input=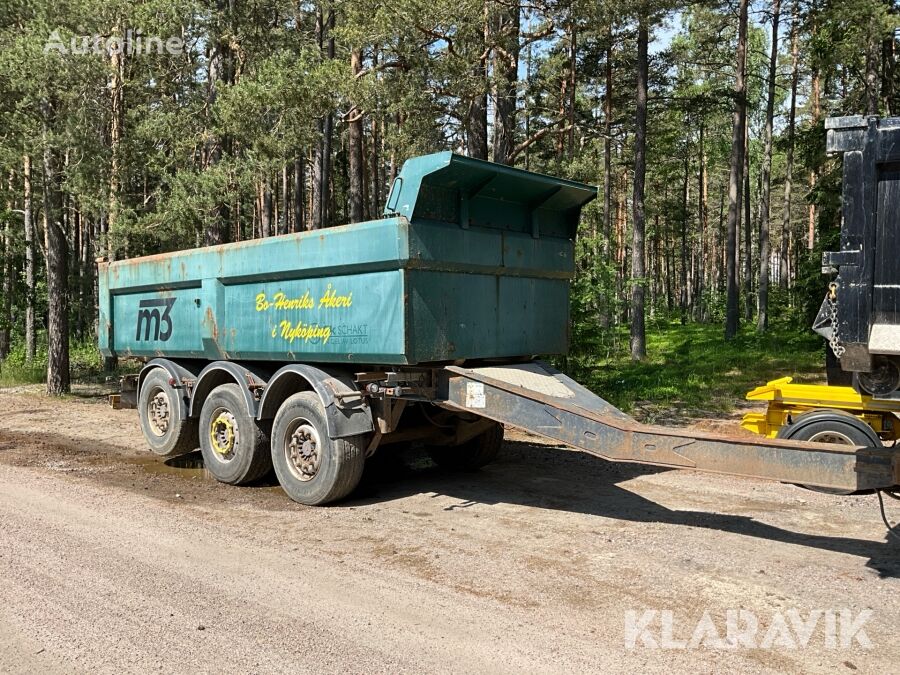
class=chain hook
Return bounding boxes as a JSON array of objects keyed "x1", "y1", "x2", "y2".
[{"x1": 826, "y1": 284, "x2": 845, "y2": 359}]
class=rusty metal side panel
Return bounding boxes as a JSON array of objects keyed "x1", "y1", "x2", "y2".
[
  {"x1": 406, "y1": 271, "x2": 570, "y2": 362},
  {"x1": 100, "y1": 218, "x2": 411, "y2": 363}
]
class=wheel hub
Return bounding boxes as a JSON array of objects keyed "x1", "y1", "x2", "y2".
[
  {"x1": 209, "y1": 411, "x2": 237, "y2": 459},
  {"x1": 147, "y1": 390, "x2": 170, "y2": 436},
  {"x1": 807, "y1": 430, "x2": 854, "y2": 445},
  {"x1": 287, "y1": 424, "x2": 320, "y2": 481}
]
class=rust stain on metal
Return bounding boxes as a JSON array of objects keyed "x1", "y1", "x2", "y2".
[{"x1": 203, "y1": 306, "x2": 219, "y2": 342}]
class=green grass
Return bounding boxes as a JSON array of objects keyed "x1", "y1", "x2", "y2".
[
  {"x1": 0, "y1": 357, "x2": 46, "y2": 386},
  {"x1": 561, "y1": 319, "x2": 825, "y2": 420},
  {"x1": 0, "y1": 339, "x2": 138, "y2": 387}
]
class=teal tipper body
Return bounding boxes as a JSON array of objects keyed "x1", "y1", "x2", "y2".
[{"x1": 98, "y1": 153, "x2": 597, "y2": 365}]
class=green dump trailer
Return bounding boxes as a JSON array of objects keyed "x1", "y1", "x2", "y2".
[{"x1": 100, "y1": 150, "x2": 900, "y2": 506}]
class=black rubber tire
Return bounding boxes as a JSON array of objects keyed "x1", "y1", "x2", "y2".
[
  {"x1": 429, "y1": 423, "x2": 504, "y2": 471},
  {"x1": 271, "y1": 392, "x2": 366, "y2": 505},
  {"x1": 198, "y1": 383, "x2": 271, "y2": 485},
  {"x1": 777, "y1": 409, "x2": 882, "y2": 495},
  {"x1": 138, "y1": 368, "x2": 197, "y2": 457},
  {"x1": 777, "y1": 409, "x2": 882, "y2": 447}
]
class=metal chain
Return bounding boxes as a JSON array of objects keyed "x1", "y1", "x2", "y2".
[{"x1": 827, "y1": 282, "x2": 846, "y2": 359}]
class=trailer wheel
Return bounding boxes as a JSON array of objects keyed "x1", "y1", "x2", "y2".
[
  {"x1": 777, "y1": 409, "x2": 882, "y2": 494},
  {"x1": 271, "y1": 392, "x2": 366, "y2": 505},
  {"x1": 198, "y1": 384, "x2": 271, "y2": 485},
  {"x1": 138, "y1": 368, "x2": 197, "y2": 457},
  {"x1": 430, "y1": 422, "x2": 504, "y2": 471}
]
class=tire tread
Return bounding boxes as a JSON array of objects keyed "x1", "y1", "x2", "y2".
[
  {"x1": 199, "y1": 383, "x2": 272, "y2": 485},
  {"x1": 271, "y1": 391, "x2": 366, "y2": 505},
  {"x1": 139, "y1": 368, "x2": 197, "y2": 457}
]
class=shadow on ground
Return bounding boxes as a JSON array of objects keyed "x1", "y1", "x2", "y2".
[
  {"x1": 1, "y1": 425, "x2": 896, "y2": 578},
  {"x1": 350, "y1": 439, "x2": 900, "y2": 579}
]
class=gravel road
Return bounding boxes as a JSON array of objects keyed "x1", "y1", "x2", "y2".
[{"x1": 0, "y1": 386, "x2": 897, "y2": 673}]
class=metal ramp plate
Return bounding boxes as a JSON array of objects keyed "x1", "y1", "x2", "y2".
[{"x1": 464, "y1": 363, "x2": 575, "y2": 399}]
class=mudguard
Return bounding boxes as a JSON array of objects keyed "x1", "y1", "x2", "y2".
[
  {"x1": 188, "y1": 361, "x2": 271, "y2": 418},
  {"x1": 257, "y1": 364, "x2": 373, "y2": 439}
]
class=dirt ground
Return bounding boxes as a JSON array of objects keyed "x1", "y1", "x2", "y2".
[{"x1": 0, "y1": 384, "x2": 897, "y2": 674}]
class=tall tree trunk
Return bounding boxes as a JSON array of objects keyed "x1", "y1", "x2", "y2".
[
  {"x1": 24, "y1": 155, "x2": 36, "y2": 362},
  {"x1": 665, "y1": 204, "x2": 674, "y2": 312},
  {"x1": 757, "y1": 0, "x2": 781, "y2": 331},
  {"x1": 651, "y1": 211, "x2": 660, "y2": 316},
  {"x1": 261, "y1": 176, "x2": 273, "y2": 237},
  {"x1": 717, "y1": 181, "x2": 726, "y2": 294},
  {"x1": 312, "y1": 7, "x2": 336, "y2": 228},
  {"x1": 630, "y1": 19, "x2": 648, "y2": 361},
  {"x1": 108, "y1": 21, "x2": 125, "y2": 257},
  {"x1": 42, "y1": 114, "x2": 70, "y2": 395},
  {"x1": 370, "y1": 109, "x2": 381, "y2": 215},
  {"x1": 205, "y1": 0, "x2": 233, "y2": 245},
  {"x1": 603, "y1": 30, "x2": 613, "y2": 253},
  {"x1": 743, "y1": 121, "x2": 752, "y2": 322},
  {"x1": 866, "y1": 31, "x2": 880, "y2": 115},
  {"x1": 725, "y1": 0, "x2": 749, "y2": 340},
  {"x1": 567, "y1": 27, "x2": 577, "y2": 158},
  {"x1": 71, "y1": 203, "x2": 82, "y2": 339},
  {"x1": 781, "y1": 2, "x2": 800, "y2": 288},
  {"x1": 348, "y1": 49, "x2": 366, "y2": 222},
  {"x1": 697, "y1": 123, "x2": 708, "y2": 322},
  {"x1": 491, "y1": 2, "x2": 519, "y2": 165},
  {"x1": 80, "y1": 212, "x2": 92, "y2": 339},
  {"x1": 468, "y1": 93, "x2": 489, "y2": 160},
  {"x1": 467, "y1": 3, "x2": 489, "y2": 160},
  {"x1": 807, "y1": 3, "x2": 820, "y2": 251},
  {"x1": 597, "y1": 32, "x2": 614, "y2": 329},
  {"x1": 293, "y1": 157, "x2": 305, "y2": 232},
  {"x1": 680, "y1": 154, "x2": 689, "y2": 325},
  {"x1": 882, "y1": 33, "x2": 895, "y2": 115},
  {"x1": 555, "y1": 24, "x2": 577, "y2": 159},
  {"x1": 0, "y1": 171, "x2": 12, "y2": 360},
  {"x1": 321, "y1": 13, "x2": 335, "y2": 228},
  {"x1": 279, "y1": 165, "x2": 289, "y2": 235},
  {"x1": 616, "y1": 167, "x2": 627, "y2": 323},
  {"x1": 389, "y1": 111, "x2": 401, "y2": 184}
]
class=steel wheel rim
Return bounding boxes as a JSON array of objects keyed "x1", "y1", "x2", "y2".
[
  {"x1": 146, "y1": 386, "x2": 170, "y2": 437},
  {"x1": 284, "y1": 419, "x2": 321, "y2": 482},
  {"x1": 807, "y1": 430, "x2": 854, "y2": 445},
  {"x1": 209, "y1": 408, "x2": 238, "y2": 462}
]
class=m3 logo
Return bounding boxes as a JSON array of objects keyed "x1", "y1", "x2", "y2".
[{"x1": 135, "y1": 298, "x2": 176, "y2": 341}]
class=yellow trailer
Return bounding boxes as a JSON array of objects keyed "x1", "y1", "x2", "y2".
[{"x1": 741, "y1": 377, "x2": 899, "y2": 446}]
